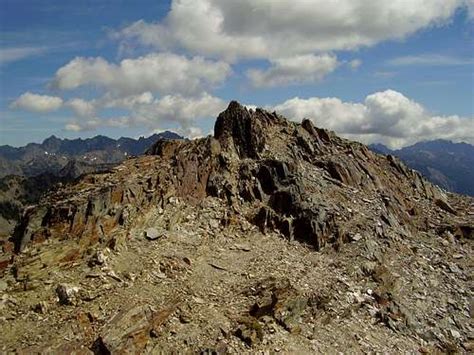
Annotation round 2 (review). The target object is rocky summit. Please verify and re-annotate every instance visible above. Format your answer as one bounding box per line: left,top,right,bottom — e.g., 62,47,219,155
0,102,473,353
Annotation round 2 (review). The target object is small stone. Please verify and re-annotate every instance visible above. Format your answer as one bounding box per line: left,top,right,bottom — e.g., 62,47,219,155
124,272,136,282
168,196,179,205
145,227,161,240
233,244,251,251
209,219,220,229
106,270,122,282
450,329,461,339
351,233,363,242
179,314,191,324
352,291,365,303
449,264,461,274
434,198,457,215
33,301,49,314
444,231,456,244
154,271,167,279
463,341,474,351
182,257,192,266
453,254,463,259
56,284,81,305
89,250,107,266
210,263,227,271
193,297,205,304
0,280,8,292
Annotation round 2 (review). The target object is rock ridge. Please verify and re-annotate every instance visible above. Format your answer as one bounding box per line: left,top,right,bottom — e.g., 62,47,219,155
10,101,467,258
0,101,472,353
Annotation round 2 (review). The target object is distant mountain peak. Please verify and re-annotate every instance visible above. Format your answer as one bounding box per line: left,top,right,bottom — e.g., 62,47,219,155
369,139,474,196
0,131,184,178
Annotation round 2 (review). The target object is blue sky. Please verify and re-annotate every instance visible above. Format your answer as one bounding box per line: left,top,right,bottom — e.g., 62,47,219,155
0,0,473,148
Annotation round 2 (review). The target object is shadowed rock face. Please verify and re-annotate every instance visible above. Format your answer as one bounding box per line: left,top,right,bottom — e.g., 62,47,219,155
8,101,470,268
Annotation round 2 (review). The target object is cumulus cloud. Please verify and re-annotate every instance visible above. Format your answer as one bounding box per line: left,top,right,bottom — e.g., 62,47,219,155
131,92,226,128
102,92,154,109
247,54,339,87
114,0,469,61
65,115,139,132
10,92,63,113
176,126,204,139
64,119,101,132
272,90,474,148
52,52,231,96
64,93,226,135
66,98,96,118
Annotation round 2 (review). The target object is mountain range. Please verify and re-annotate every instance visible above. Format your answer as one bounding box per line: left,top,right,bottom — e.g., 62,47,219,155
0,132,183,238
0,131,182,178
369,140,474,196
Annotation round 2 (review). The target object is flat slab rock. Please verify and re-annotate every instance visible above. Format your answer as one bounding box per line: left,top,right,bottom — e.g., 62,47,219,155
93,303,176,353
144,227,162,240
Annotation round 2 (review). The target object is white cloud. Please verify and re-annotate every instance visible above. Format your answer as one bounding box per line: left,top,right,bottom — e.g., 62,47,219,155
103,92,154,109
10,92,63,113
132,92,226,127
272,90,474,148
0,46,48,65
64,116,133,132
64,120,99,132
64,93,226,135
387,54,474,66
247,54,339,87
176,126,204,139
66,98,96,118
52,52,231,96
114,0,469,61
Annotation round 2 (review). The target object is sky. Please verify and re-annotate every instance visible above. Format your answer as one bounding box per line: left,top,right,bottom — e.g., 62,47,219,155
0,0,473,148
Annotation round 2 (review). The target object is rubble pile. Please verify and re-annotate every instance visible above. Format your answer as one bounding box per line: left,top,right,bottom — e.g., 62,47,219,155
0,102,472,353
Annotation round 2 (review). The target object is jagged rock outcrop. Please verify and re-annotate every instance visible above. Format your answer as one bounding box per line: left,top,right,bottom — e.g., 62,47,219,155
10,101,464,258
1,101,473,353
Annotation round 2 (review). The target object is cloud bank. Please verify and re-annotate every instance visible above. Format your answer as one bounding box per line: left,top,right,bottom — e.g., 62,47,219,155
114,0,469,60
63,93,226,133
247,54,339,87
273,90,474,148
8,0,472,145
10,92,63,113
52,53,231,96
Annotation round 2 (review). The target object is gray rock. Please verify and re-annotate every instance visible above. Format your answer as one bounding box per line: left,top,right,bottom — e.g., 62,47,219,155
435,198,457,215
0,280,7,292
56,284,81,305
144,227,161,240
